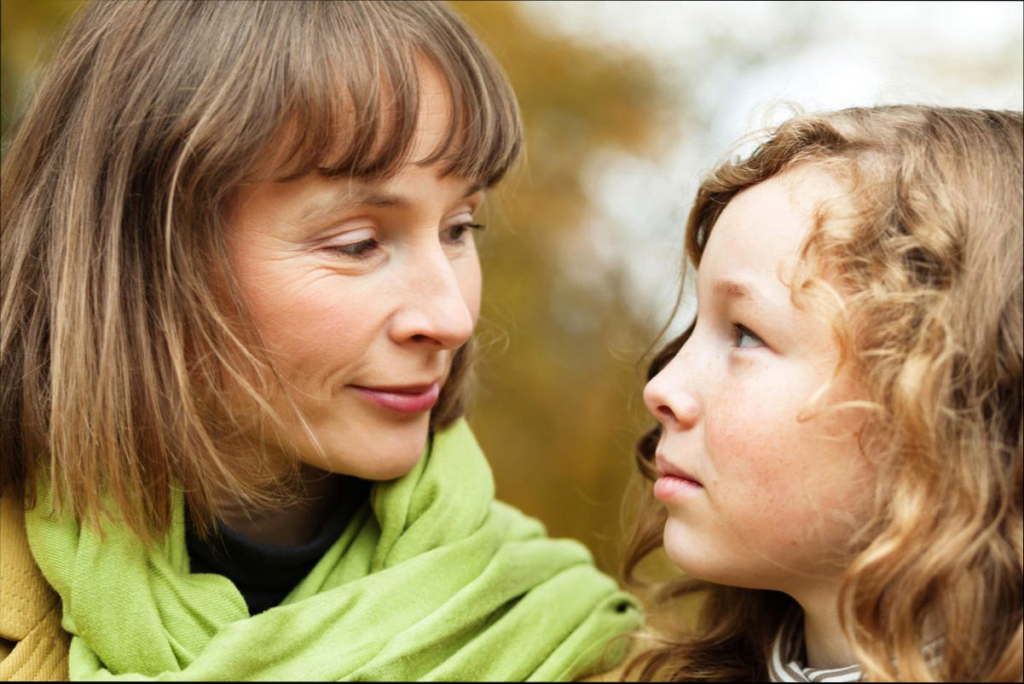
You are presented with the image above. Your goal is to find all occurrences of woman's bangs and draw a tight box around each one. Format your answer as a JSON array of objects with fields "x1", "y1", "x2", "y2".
[
  {"x1": 255, "y1": 33, "x2": 417, "y2": 182},
  {"x1": 414, "y1": 40, "x2": 523, "y2": 188},
  {"x1": 253, "y1": 3, "x2": 521, "y2": 187}
]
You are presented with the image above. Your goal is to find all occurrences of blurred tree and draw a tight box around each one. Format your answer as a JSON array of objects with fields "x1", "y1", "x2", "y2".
[
  {"x1": 1, "y1": 0, "x2": 80, "y2": 146},
  {"x1": 449, "y1": 1, "x2": 677, "y2": 572}
]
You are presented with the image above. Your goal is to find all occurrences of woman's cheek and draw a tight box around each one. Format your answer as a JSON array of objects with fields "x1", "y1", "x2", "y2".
[{"x1": 455, "y1": 254, "x2": 482, "y2": 325}]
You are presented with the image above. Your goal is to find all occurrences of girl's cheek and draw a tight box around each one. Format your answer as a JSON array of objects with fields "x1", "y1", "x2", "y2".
[{"x1": 705, "y1": 381, "x2": 800, "y2": 487}]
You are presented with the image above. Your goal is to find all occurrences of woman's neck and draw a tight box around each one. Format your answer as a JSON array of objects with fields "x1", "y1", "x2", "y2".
[{"x1": 216, "y1": 465, "x2": 351, "y2": 546}]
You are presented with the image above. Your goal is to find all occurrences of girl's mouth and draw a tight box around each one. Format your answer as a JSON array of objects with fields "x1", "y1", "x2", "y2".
[{"x1": 653, "y1": 454, "x2": 704, "y2": 501}]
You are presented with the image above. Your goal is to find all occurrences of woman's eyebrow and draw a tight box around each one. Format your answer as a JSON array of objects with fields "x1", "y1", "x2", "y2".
[
  {"x1": 360, "y1": 182, "x2": 483, "y2": 209},
  {"x1": 299, "y1": 180, "x2": 485, "y2": 223},
  {"x1": 462, "y1": 180, "x2": 486, "y2": 197},
  {"x1": 296, "y1": 189, "x2": 398, "y2": 223},
  {"x1": 360, "y1": 192, "x2": 410, "y2": 209}
]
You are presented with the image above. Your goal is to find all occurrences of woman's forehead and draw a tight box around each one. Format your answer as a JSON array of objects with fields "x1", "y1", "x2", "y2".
[{"x1": 407, "y1": 58, "x2": 457, "y2": 168}]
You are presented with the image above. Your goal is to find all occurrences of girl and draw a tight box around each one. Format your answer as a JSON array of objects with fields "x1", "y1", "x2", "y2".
[
  {"x1": 0, "y1": 1, "x2": 640, "y2": 680},
  {"x1": 625, "y1": 105, "x2": 1022, "y2": 681}
]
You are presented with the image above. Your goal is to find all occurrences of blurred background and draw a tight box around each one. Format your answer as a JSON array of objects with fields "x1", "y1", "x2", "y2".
[{"x1": 3, "y1": 1, "x2": 1022, "y2": 580}]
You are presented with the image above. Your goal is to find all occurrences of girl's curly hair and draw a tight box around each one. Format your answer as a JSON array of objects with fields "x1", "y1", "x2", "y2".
[{"x1": 624, "y1": 105, "x2": 1023, "y2": 682}]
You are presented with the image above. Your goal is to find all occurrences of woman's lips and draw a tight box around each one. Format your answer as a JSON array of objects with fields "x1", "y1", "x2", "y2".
[
  {"x1": 653, "y1": 454, "x2": 703, "y2": 502},
  {"x1": 350, "y1": 383, "x2": 440, "y2": 415}
]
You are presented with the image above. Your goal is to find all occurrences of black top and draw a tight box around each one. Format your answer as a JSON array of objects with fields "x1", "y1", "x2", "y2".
[{"x1": 185, "y1": 478, "x2": 371, "y2": 615}]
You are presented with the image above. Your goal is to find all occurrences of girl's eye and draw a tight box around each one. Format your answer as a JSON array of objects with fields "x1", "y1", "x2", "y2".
[
  {"x1": 443, "y1": 222, "x2": 485, "y2": 245},
  {"x1": 733, "y1": 323, "x2": 765, "y2": 349}
]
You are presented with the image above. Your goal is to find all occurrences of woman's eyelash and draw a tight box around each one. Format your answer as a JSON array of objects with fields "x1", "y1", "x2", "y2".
[
  {"x1": 325, "y1": 222, "x2": 485, "y2": 259},
  {"x1": 326, "y1": 238, "x2": 380, "y2": 259},
  {"x1": 446, "y1": 222, "x2": 486, "y2": 241}
]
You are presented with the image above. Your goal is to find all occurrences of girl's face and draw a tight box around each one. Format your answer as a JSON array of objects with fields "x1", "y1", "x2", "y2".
[
  {"x1": 643, "y1": 169, "x2": 877, "y2": 599},
  {"x1": 225, "y1": 62, "x2": 482, "y2": 480}
]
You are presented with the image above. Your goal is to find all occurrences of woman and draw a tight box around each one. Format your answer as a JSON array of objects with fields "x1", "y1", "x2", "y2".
[{"x1": 0, "y1": 1, "x2": 641, "y2": 679}]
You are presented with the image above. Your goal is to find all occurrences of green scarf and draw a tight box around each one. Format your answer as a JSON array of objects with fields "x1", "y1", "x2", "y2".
[{"x1": 26, "y1": 419, "x2": 642, "y2": 681}]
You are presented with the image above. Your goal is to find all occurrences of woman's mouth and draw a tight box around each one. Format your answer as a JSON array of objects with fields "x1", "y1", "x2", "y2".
[{"x1": 349, "y1": 383, "x2": 440, "y2": 415}]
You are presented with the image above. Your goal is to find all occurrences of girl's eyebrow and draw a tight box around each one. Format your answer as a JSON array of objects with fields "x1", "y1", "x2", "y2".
[
  {"x1": 710, "y1": 276, "x2": 786, "y2": 310},
  {"x1": 715, "y1": 279, "x2": 753, "y2": 301}
]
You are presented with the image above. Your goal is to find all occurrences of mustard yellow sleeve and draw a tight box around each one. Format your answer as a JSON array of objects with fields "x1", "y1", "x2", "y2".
[{"x1": 0, "y1": 494, "x2": 70, "y2": 681}]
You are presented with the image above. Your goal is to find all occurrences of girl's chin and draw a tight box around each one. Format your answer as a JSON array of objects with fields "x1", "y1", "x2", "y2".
[{"x1": 660, "y1": 518, "x2": 726, "y2": 583}]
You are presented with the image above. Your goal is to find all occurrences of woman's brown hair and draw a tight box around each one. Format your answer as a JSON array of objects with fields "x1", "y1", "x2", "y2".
[
  {"x1": 624, "y1": 105, "x2": 1022, "y2": 681},
  {"x1": 1, "y1": 0, "x2": 521, "y2": 540}
]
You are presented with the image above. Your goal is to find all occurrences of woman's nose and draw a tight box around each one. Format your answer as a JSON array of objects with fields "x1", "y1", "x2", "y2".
[
  {"x1": 389, "y1": 249, "x2": 477, "y2": 350},
  {"x1": 643, "y1": 356, "x2": 701, "y2": 430}
]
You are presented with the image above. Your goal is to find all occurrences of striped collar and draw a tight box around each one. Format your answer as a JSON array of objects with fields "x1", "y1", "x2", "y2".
[{"x1": 767, "y1": 617, "x2": 862, "y2": 683}]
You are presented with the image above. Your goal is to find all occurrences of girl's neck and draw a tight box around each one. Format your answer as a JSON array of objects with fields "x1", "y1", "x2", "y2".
[{"x1": 793, "y1": 583, "x2": 858, "y2": 671}]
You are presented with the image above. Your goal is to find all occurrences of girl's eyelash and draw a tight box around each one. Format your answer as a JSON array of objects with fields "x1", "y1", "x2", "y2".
[{"x1": 732, "y1": 323, "x2": 765, "y2": 348}]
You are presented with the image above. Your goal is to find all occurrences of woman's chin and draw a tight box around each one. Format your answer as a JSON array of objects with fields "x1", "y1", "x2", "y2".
[{"x1": 304, "y1": 418, "x2": 432, "y2": 481}]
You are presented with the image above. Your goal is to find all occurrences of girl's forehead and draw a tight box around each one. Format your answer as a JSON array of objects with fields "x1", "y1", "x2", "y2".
[
  {"x1": 695, "y1": 168, "x2": 849, "y2": 315},
  {"x1": 703, "y1": 176, "x2": 809, "y2": 273},
  {"x1": 709, "y1": 168, "x2": 844, "y2": 262}
]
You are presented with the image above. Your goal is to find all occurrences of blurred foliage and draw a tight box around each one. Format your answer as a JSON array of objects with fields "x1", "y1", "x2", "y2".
[
  {"x1": 0, "y1": 0, "x2": 80, "y2": 144},
  {"x1": 0, "y1": 0, "x2": 676, "y2": 576},
  {"x1": 449, "y1": 1, "x2": 674, "y2": 573}
]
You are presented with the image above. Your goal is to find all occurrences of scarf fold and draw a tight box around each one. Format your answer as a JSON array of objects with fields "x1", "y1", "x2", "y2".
[{"x1": 26, "y1": 419, "x2": 642, "y2": 681}]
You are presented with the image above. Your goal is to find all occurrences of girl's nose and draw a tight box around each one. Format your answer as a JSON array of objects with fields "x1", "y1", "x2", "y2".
[{"x1": 643, "y1": 356, "x2": 701, "y2": 430}]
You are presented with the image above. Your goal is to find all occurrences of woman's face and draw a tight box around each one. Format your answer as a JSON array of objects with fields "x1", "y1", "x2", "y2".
[
  {"x1": 643, "y1": 168, "x2": 877, "y2": 599},
  {"x1": 224, "y1": 63, "x2": 482, "y2": 480}
]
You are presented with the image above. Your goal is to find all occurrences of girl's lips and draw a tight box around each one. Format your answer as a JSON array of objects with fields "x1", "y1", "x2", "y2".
[
  {"x1": 653, "y1": 475, "x2": 703, "y2": 502},
  {"x1": 653, "y1": 454, "x2": 703, "y2": 502},
  {"x1": 350, "y1": 383, "x2": 440, "y2": 415}
]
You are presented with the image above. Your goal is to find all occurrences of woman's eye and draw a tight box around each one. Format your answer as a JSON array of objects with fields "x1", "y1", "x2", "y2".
[
  {"x1": 733, "y1": 323, "x2": 765, "y2": 349},
  {"x1": 443, "y1": 222, "x2": 485, "y2": 244},
  {"x1": 325, "y1": 237, "x2": 380, "y2": 259}
]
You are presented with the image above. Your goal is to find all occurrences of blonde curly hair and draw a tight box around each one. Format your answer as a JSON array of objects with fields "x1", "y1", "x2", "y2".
[{"x1": 624, "y1": 105, "x2": 1022, "y2": 682}]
